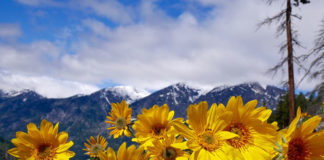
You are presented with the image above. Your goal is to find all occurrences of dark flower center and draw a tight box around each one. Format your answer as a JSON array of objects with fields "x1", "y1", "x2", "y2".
[
  {"x1": 152, "y1": 124, "x2": 166, "y2": 136},
  {"x1": 90, "y1": 144, "x2": 103, "y2": 155},
  {"x1": 115, "y1": 117, "x2": 127, "y2": 129},
  {"x1": 225, "y1": 123, "x2": 252, "y2": 148},
  {"x1": 162, "y1": 147, "x2": 177, "y2": 160},
  {"x1": 288, "y1": 138, "x2": 310, "y2": 160},
  {"x1": 37, "y1": 143, "x2": 55, "y2": 159},
  {"x1": 198, "y1": 130, "x2": 221, "y2": 151}
]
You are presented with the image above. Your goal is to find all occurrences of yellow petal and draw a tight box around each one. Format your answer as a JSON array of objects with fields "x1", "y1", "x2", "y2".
[
  {"x1": 7, "y1": 148, "x2": 21, "y2": 158},
  {"x1": 58, "y1": 132, "x2": 68, "y2": 144},
  {"x1": 287, "y1": 107, "x2": 301, "y2": 137},
  {"x1": 107, "y1": 147, "x2": 117, "y2": 160},
  {"x1": 172, "y1": 121, "x2": 195, "y2": 140},
  {"x1": 253, "y1": 107, "x2": 272, "y2": 122},
  {"x1": 168, "y1": 110, "x2": 175, "y2": 121},
  {"x1": 117, "y1": 142, "x2": 127, "y2": 160},
  {"x1": 187, "y1": 102, "x2": 207, "y2": 133},
  {"x1": 55, "y1": 151, "x2": 75, "y2": 159},
  {"x1": 245, "y1": 99, "x2": 257, "y2": 111},
  {"x1": 300, "y1": 115, "x2": 321, "y2": 137},
  {"x1": 56, "y1": 141, "x2": 74, "y2": 153},
  {"x1": 217, "y1": 131, "x2": 238, "y2": 140}
]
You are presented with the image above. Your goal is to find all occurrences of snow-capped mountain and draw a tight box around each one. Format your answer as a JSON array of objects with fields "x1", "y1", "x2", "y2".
[
  {"x1": 131, "y1": 82, "x2": 285, "y2": 118},
  {"x1": 102, "y1": 86, "x2": 149, "y2": 103},
  {"x1": 0, "y1": 82, "x2": 286, "y2": 159},
  {"x1": 0, "y1": 89, "x2": 43, "y2": 98},
  {"x1": 0, "y1": 86, "x2": 149, "y2": 159},
  {"x1": 196, "y1": 82, "x2": 285, "y2": 110},
  {"x1": 131, "y1": 82, "x2": 203, "y2": 117}
]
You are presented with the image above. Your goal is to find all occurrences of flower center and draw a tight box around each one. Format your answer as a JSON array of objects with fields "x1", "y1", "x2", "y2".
[
  {"x1": 37, "y1": 144, "x2": 55, "y2": 160},
  {"x1": 115, "y1": 117, "x2": 127, "y2": 129},
  {"x1": 90, "y1": 144, "x2": 103, "y2": 156},
  {"x1": 288, "y1": 138, "x2": 310, "y2": 160},
  {"x1": 162, "y1": 146, "x2": 177, "y2": 160},
  {"x1": 152, "y1": 124, "x2": 166, "y2": 137},
  {"x1": 203, "y1": 134, "x2": 214, "y2": 144},
  {"x1": 198, "y1": 131, "x2": 220, "y2": 152},
  {"x1": 225, "y1": 123, "x2": 252, "y2": 149}
]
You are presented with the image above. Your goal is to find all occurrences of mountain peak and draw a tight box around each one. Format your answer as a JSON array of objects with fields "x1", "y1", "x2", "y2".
[
  {"x1": 0, "y1": 89, "x2": 42, "y2": 98},
  {"x1": 102, "y1": 86, "x2": 150, "y2": 103},
  {"x1": 210, "y1": 85, "x2": 229, "y2": 93},
  {"x1": 197, "y1": 81, "x2": 285, "y2": 110},
  {"x1": 174, "y1": 82, "x2": 189, "y2": 87},
  {"x1": 171, "y1": 82, "x2": 189, "y2": 91},
  {"x1": 239, "y1": 81, "x2": 263, "y2": 88},
  {"x1": 170, "y1": 82, "x2": 203, "y2": 91},
  {"x1": 209, "y1": 82, "x2": 263, "y2": 94},
  {"x1": 131, "y1": 82, "x2": 204, "y2": 117},
  {"x1": 110, "y1": 86, "x2": 150, "y2": 98}
]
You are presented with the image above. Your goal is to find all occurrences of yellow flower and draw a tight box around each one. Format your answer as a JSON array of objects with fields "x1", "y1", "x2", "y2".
[
  {"x1": 147, "y1": 135, "x2": 189, "y2": 160},
  {"x1": 173, "y1": 101, "x2": 238, "y2": 160},
  {"x1": 281, "y1": 107, "x2": 324, "y2": 160},
  {"x1": 83, "y1": 135, "x2": 108, "y2": 157},
  {"x1": 7, "y1": 119, "x2": 75, "y2": 160},
  {"x1": 220, "y1": 96, "x2": 278, "y2": 159},
  {"x1": 106, "y1": 100, "x2": 132, "y2": 138},
  {"x1": 98, "y1": 147, "x2": 116, "y2": 160},
  {"x1": 132, "y1": 104, "x2": 182, "y2": 147},
  {"x1": 98, "y1": 142, "x2": 147, "y2": 160}
]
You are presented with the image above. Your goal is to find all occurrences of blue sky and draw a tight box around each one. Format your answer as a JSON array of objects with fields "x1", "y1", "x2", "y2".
[
  {"x1": 0, "y1": 0, "x2": 213, "y2": 43},
  {"x1": 0, "y1": 0, "x2": 323, "y2": 97}
]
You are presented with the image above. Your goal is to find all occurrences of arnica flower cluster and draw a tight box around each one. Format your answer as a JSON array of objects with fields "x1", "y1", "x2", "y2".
[{"x1": 7, "y1": 97, "x2": 324, "y2": 160}]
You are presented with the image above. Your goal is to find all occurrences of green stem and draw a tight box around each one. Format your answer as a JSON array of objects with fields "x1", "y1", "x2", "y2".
[{"x1": 127, "y1": 125, "x2": 135, "y2": 138}]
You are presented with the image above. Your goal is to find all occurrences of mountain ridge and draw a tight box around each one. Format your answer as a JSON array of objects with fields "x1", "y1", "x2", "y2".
[{"x1": 0, "y1": 81, "x2": 286, "y2": 159}]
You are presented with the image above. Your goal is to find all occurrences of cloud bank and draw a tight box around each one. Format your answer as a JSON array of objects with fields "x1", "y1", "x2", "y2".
[
  {"x1": 0, "y1": 71, "x2": 99, "y2": 98},
  {"x1": 0, "y1": 0, "x2": 323, "y2": 97}
]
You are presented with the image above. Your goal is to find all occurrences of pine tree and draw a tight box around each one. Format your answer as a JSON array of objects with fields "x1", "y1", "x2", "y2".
[{"x1": 269, "y1": 92, "x2": 312, "y2": 128}]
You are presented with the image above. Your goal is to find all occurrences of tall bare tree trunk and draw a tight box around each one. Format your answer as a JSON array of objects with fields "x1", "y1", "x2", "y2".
[{"x1": 286, "y1": 0, "x2": 296, "y2": 122}]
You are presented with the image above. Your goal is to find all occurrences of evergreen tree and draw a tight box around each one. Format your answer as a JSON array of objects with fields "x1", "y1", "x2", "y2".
[{"x1": 269, "y1": 92, "x2": 314, "y2": 128}]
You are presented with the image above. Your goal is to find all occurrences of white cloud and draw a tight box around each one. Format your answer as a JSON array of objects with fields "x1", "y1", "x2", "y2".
[
  {"x1": 15, "y1": 0, "x2": 134, "y2": 24},
  {"x1": 0, "y1": 23, "x2": 22, "y2": 40},
  {"x1": 1, "y1": 0, "x2": 323, "y2": 95},
  {"x1": 79, "y1": 0, "x2": 133, "y2": 24},
  {"x1": 15, "y1": 0, "x2": 61, "y2": 6},
  {"x1": 192, "y1": 0, "x2": 227, "y2": 6},
  {"x1": 0, "y1": 40, "x2": 60, "y2": 75},
  {"x1": 82, "y1": 19, "x2": 111, "y2": 37},
  {"x1": 63, "y1": 0, "x2": 322, "y2": 90},
  {"x1": 0, "y1": 71, "x2": 99, "y2": 98},
  {"x1": 55, "y1": 1, "x2": 276, "y2": 87}
]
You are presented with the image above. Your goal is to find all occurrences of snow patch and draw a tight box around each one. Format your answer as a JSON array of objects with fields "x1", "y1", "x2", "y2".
[
  {"x1": 174, "y1": 96, "x2": 178, "y2": 105},
  {"x1": 172, "y1": 82, "x2": 205, "y2": 102},
  {"x1": 210, "y1": 85, "x2": 228, "y2": 93},
  {"x1": 105, "y1": 86, "x2": 150, "y2": 103},
  {"x1": 173, "y1": 84, "x2": 180, "y2": 91},
  {"x1": 175, "y1": 82, "x2": 189, "y2": 88},
  {"x1": 105, "y1": 97, "x2": 110, "y2": 104},
  {"x1": 239, "y1": 87, "x2": 247, "y2": 91},
  {"x1": 2, "y1": 89, "x2": 33, "y2": 97},
  {"x1": 251, "y1": 88, "x2": 262, "y2": 94}
]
